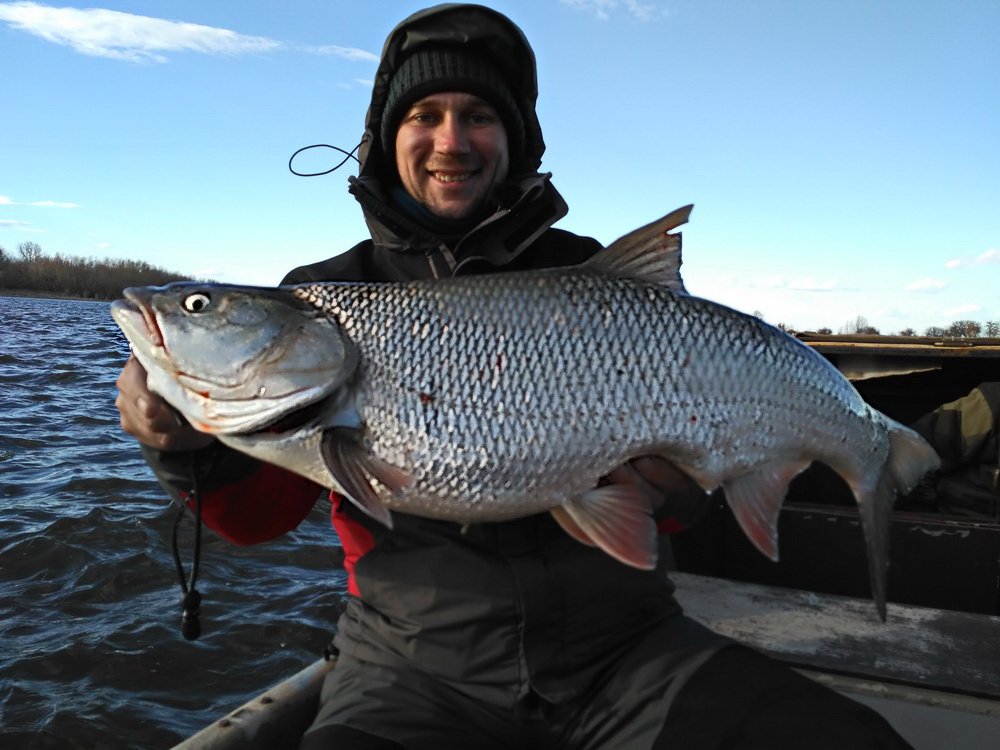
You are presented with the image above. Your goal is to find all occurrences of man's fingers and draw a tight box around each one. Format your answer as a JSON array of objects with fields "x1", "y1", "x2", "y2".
[{"x1": 114, "y1": 355, "x2": 213, "y2": 450}]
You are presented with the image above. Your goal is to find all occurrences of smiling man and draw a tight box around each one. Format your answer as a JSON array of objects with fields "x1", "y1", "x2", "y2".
[
  {"x1": 393, "y1": 91, "x2": 510, "y2": 220},
  {"x1": 380, "y1": 46, "x2": 517, "y2": 223},
  {"x1": 116, "y1": 5, "x2": 912, "y2": 749}
]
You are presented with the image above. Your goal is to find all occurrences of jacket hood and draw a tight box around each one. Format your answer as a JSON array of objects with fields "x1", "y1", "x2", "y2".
[{"x1": 358, "y1": 4, "x2": 544, "y2": 182}]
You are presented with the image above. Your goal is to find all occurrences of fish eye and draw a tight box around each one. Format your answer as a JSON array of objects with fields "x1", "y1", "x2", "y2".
[{"x1": 182, "y1": 292, "x2": 212, "y2": 313}]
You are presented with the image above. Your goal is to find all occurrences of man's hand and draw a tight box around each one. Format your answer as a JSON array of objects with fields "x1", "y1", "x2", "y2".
[
  {"x1": 115, "y1": 355, "x2": 214, "y2": 451},
  {"x1": 604, "y1": 456, "x2": 708, "y2": 529}
]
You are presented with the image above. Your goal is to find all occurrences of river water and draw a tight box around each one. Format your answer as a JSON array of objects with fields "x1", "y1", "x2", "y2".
[{"x1": 0, "y1": 296, "x2": 347, "y2": 748}]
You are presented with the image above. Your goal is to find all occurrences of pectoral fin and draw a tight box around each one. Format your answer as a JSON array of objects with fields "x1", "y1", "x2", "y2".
[
  {"x1": 320, "y1": 428, "x2": 411, "y2": 529},
  {"x1": 722, "y1": 460, "x2": 811, "y2": 561},
  {"x1": 555, "y1": 485, "x2": 658, "y2": 570}
]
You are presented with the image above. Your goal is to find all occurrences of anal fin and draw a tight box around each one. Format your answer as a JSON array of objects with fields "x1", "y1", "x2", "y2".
[{"x1": 723, "y1": 460, "x2": 811, "y2": 561}]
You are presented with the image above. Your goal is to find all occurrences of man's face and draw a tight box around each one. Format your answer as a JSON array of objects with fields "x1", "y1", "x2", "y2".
[{"x1": 394, "y1": 92, "x2": 510, "y2": 221}]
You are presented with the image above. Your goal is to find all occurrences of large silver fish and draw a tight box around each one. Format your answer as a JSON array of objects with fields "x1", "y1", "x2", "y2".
[{"x1": 111, "y1": 206, "x2": 939, "y2": 619}]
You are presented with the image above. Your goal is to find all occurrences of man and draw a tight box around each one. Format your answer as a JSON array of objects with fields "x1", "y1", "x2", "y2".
[{"x1": 117, "y1": 5, "x2": 911, "y2": 748}]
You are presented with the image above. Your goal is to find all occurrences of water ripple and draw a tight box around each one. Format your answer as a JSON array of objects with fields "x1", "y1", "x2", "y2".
[{"x1": 0, "y1": 296, "x2": 345, "y2": 747}]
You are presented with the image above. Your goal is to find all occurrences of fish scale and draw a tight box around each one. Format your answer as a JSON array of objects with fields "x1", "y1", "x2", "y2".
[
  {"x1": 296, "y1": 266, "x2": 874, "y2": 522},
  {"x1": 111, "y1": 206, "x2": 940, "y2": 618}
]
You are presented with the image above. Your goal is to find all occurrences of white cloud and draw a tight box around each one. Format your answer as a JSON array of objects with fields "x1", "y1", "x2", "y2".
[
  {"x1": 945, "y1": 302, "x2": 983, "y2": 317},
  {"x1": 0, "y1": 219, "x2": 31, "y2": 228},
  {"x1": 0, "y1": 195, "x2": 78, "y2": 208},
  {"x1": 904, "y1": 278, "x2": 948, "y2": 292},
  {"x1": 752, "y1": 275, "x2": 787, "y2": 289},
  {"x1": 560, "y1": 0, "x2": 667, "y2": 22},
  {"x1": 945, "y1": 248, "x2": 1000, "y2": 269},
  {"x1": 748, "y1": 275, "x2": 837, "y2": 291},
  {"x1": 787, "y1": 277, "x2": 837, "y2": 292},
  {"x1": 30, "y1": 199, "x2": 79, "y2": 208},
  {"x1": 308, "y1": 44, "x2": 378, "y2": 63},
  {"x1": 0, "y1": 2, "x2": 281, "y2": 63}
]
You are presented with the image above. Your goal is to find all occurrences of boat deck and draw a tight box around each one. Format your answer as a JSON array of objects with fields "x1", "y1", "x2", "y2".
[
  {"x1": 674, "y1": 572, "x2": 1000, "y2": 749},
  {"x1": 174, "y1": 573, "x2": 1000, "y2": 749}
]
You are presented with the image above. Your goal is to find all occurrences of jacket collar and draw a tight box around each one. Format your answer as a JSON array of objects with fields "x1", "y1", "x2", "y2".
[{"x1": 348, "y1": 171, "x2": 568, "y2": 277}]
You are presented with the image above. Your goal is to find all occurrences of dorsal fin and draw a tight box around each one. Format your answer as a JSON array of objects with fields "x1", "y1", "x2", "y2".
[{"x1": 583, "y1": 205, "x2": 693, "y2": 293}]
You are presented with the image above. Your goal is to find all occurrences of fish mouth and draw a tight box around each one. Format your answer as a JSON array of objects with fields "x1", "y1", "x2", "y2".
[
  {"x1": 111, "y1": 283, "x2": 358, "y2": 437},
  {"x1": 262, "y1": 396, "x2": 332, "y2": 433},
  {"x1": 125, "y1": 289, "x2": 165, "y2": 347},
  {"x1": 111, "y1": 292, "x2": 164, "y2": 349}
]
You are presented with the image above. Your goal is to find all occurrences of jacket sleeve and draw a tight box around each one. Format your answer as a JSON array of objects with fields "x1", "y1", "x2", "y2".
[
  {"x1": 911, "y1": 382, "x2": 1000, "y2": 470},
  {"x1": 653, "y1": 486, "x2": 714, "y2": 534},
  {"x1": 140, "y1": 442, "x2": 325, "y2": 545}
]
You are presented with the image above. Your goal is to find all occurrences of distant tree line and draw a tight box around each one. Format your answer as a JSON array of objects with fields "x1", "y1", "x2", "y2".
[
  {"x1": 5, "y1": 241, "x2": 997, "y2": 337},
  {"x1": 760, "y1": 313, "x2": 1000, "y2": 339},
  {"x1": 834, "y1": 314, "x2": 1000, "y2": 339},
  {"x1": 0, "y1": 241, "x2": 204, "y2": 300}
]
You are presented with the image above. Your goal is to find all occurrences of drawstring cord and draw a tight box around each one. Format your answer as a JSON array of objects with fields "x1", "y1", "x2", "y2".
[
  {"x1": 288, "y1": 141, "x2": 362, "y2": 177},
  {"x1": 172, "y1": 459, "x2": 205, "y2": 640}
]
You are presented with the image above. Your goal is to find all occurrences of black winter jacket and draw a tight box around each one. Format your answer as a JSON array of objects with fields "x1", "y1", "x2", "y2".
[{"x1": 139, "y1": 2, "x2": 722, "y2": 711}]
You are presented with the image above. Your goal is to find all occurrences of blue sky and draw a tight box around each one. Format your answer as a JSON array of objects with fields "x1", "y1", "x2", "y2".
[{"x1": 2, "y1": 0, "x2": 997, "y2": 333}]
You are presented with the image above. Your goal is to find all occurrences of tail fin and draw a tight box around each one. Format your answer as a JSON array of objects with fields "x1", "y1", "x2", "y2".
[
  {"x1": 886, "y1": 418, "x2": 941, "y2": 494},
  {"x1": 859, "y1": 417, "x2": 940, "y2": 621}
]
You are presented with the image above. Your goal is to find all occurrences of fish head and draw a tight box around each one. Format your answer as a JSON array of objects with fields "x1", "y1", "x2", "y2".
[{"x1": 111, "y1": 281, "x2": 357, "y2": 434}]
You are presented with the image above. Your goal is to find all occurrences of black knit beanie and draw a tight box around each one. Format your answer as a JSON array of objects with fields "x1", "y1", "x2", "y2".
[{"x1": 380, "y1": 46, "x2": 526, "y2": 161}]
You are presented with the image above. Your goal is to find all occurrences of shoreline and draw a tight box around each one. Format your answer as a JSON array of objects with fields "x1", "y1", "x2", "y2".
[{"x1": 0, "y1": 288, "x2": 109, "y2": 302}]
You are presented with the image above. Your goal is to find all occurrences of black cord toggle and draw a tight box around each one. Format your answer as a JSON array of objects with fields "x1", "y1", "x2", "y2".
[{"x1": 181, "y1": 589, "x2": 202, "y2": 641}]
